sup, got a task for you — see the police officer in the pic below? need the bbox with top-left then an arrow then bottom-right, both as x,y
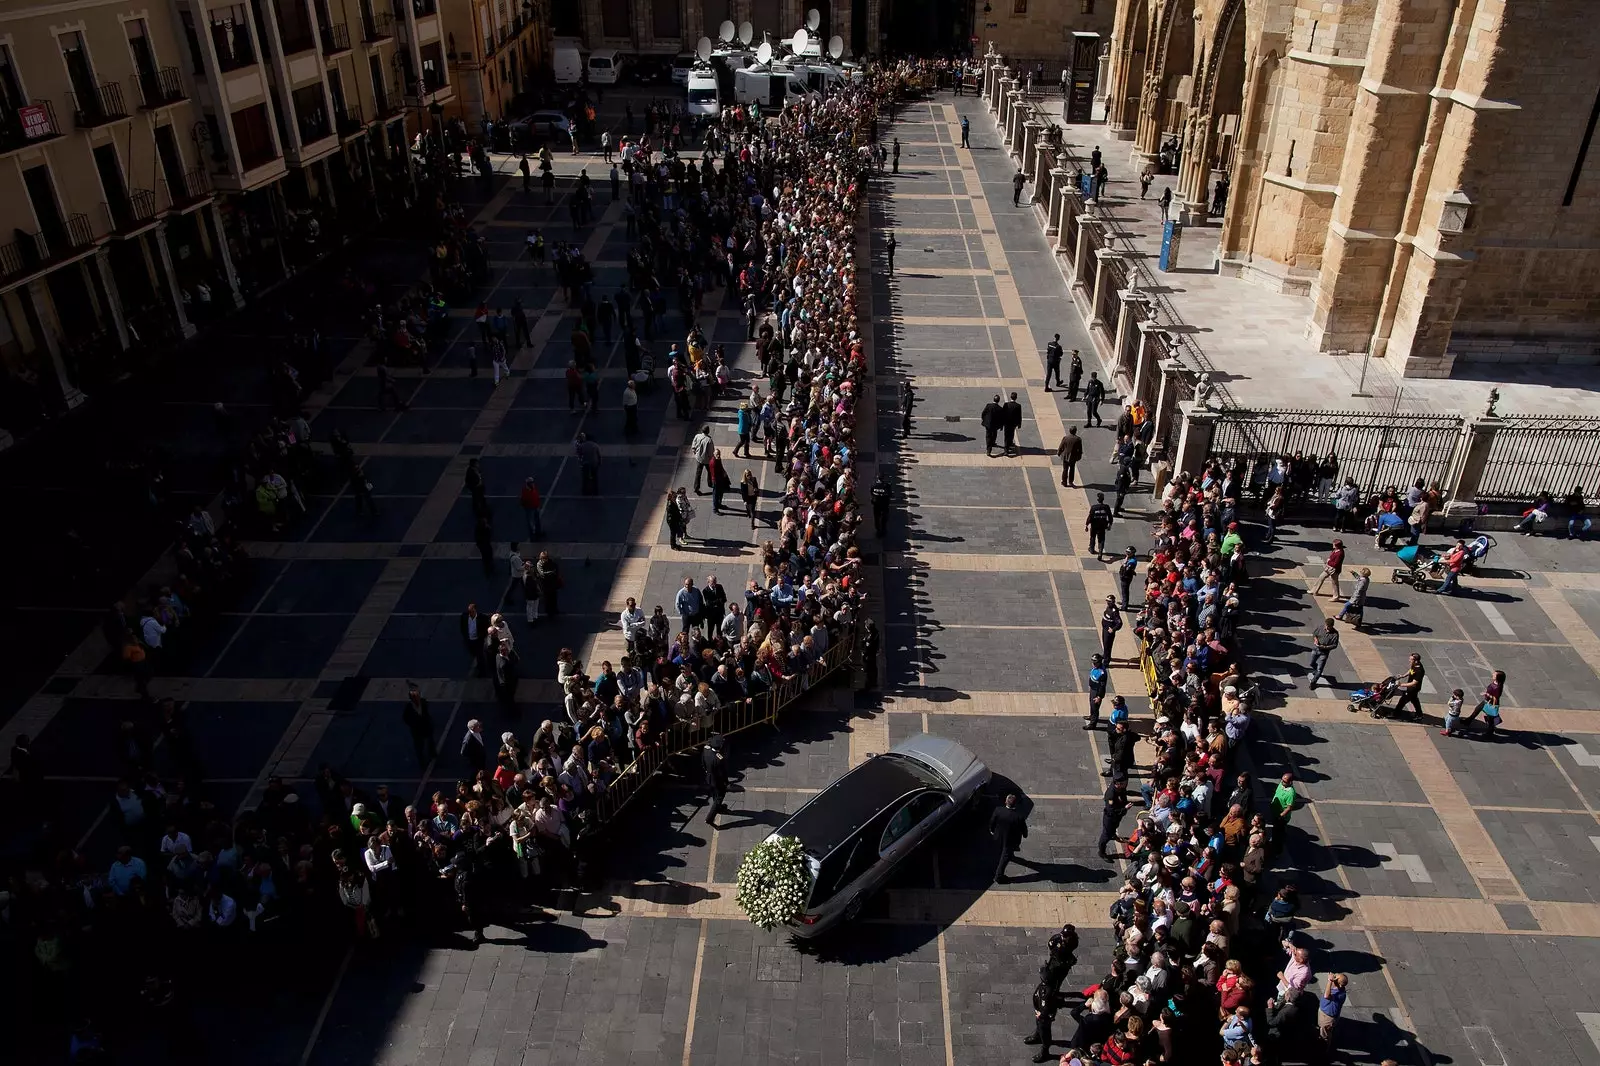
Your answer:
981,394 -> 1003,456
1086,492 -> 1114,557
1066,349 -> 1083,401
1001,392 -> 1023,456
861,618 -> 881,692
1098,780 -> 1128,860
1084,371 -> 1106,427
901,380 -> 915,437
1044,333 -> 1064,389
1084,653 -> 1107,730
892,137 -> 901,173
871,470 -> 892,538
1023,979 -> 1057,1062
885,231 -> 897,277
702,734 -> 730,825
1099,594 -> 1124,662
960,115 -> 970,148
1040,923 -> 1079,994
1118,546 -> 1140,610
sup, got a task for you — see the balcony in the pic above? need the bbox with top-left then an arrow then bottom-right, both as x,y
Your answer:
337,102 -> 365,137
279,27 -> 318,55
296,111 -> 332,146
211,25 -> 257,72
2,213 -> 98,282
67,82 -> 129,129
239,140 -> 281,171
362,12 -> 394,43
318,22 -> 351,54
135,66 -> 187,110
372,89 -> 403,119
0,99 -> 63,154
162,165 -> 214,211
104,188 -> 161,237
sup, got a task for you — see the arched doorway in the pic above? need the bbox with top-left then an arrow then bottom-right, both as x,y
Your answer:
1135,0 -> 1195,161
1179,0 -> 1246,220
1112,0 -> 1150,137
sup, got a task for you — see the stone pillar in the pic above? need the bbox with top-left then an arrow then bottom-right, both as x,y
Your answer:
1151,356 -> 1182,450
91,249 -> 131,351
206,203 -> 245,309
1173,400 -> 1217,478
153,222 -> 197,339
1442,414 -> 1503,516
996,76 -> 1012,121
1048,167 -> 1072,239
1177,110 -> 1214,225
1092,44 -> 1111,122
1072,216 -> 1104,286
1112,290 -> 1151,380
1089,248 -> 1121,330
25,278 -> 85,408
1132,322 -> 1166,407
1022,120 -> 1042,169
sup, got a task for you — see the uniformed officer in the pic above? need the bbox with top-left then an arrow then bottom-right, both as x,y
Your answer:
1066,349 -> 1084,401
1023,979 -> 1057,1062
1086,492 -> 1114,557
885,231 -> 897,277
860,618 -> 881,692
1098,780 -> 1128,860
1117,546 -> 1140,609
1044,333 -> 1065,389
1040,924 -> 1079,994
871,471 -> 892,538
1084,653 -> 1107,730
901,381 -> 915,437
702,734 -> 729,825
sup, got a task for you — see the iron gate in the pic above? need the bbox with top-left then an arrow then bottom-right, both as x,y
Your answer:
1478,415 -> 1600,503
1209,409 -> 1465,494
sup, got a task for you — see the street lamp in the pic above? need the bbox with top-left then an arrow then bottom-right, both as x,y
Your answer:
1438,189 -> 1472,236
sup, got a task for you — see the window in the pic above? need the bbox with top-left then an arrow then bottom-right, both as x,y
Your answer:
0,43 -> 25,111
59,30 -> 98,98
808,834 -> 878,906
601,0 -> 630,38
180,12 -> 205,76
210,5 -> 256,72
1081,0 -> 1095,12
879,792 -> 948,853
231,102 -> 277,169
1013,0 -> 1028,14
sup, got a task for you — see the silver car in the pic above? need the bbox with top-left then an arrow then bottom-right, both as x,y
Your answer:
772,734 -> 990,937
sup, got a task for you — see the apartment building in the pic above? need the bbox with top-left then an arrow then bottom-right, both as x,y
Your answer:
443,0 -> 547,127
0,0 -> 459,419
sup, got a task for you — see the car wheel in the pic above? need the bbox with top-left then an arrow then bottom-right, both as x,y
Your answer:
842,893 -> 865,922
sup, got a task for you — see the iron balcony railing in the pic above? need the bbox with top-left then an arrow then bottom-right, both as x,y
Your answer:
297,110 -> 332,145
0,230 -> 50,283
318,22 -> 351,53
0,99 -> 62,152
362,11 -> 394,42
104,188 -> 159,234
162,165 -> 214,209
337,102 -> 365,136
372,88 -> 402,118
68,81 -> 129,128
136,66 -> 187,109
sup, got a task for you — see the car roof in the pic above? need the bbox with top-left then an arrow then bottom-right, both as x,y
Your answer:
779,753 -> 944,858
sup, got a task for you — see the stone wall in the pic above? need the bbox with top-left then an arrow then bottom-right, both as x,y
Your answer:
977,0 -> 1116,71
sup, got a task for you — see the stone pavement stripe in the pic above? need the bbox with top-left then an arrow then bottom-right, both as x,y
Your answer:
935,931 -> 956,1066
1577,1014 -> 1600,1058
1531,586 -> 1600,668
401,454 -> 475,545
899,451 -> 1056,468
877,374 -> 1029,389
1386,723 -> 1525,899
679,918 -> 710,1066
1373,842 -> 1433,883
880,551 -> 1082,571
1294,566 -> 1389,681
1476,602 -> 1517,637
895,315 -> 1002,326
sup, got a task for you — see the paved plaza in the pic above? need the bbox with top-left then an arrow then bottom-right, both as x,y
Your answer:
6,92 -> 1600,1066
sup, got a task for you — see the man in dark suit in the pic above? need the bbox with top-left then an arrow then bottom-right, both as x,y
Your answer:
460,603 -> 487,673
1102,721 -> 1137,783
1098,780 -> 1128,860
981,394 -> 1003,456
403,683 -> 439,767
460,718 -> 488,773
988,793 -> 1028,883
1001,392 -> 1023,456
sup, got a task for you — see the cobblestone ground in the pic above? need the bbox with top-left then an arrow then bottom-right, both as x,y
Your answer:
6,93 -> 1600,1066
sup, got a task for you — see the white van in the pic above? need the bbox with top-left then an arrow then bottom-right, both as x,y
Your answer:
553,45 -> 583,85
686,67 -> 721,118
587,49 -> 622,85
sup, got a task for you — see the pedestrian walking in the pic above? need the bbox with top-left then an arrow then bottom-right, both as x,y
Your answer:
622,379 -> 639,435
1435,539 -> 1468,596
474,512 -> 495,575
901,380 -> 915,437
892,138 -> 900,173
981,394 -> 1003,456
691,424 -> 715,494
1308,617 -> 1340,687
519,477 -> 543,539
536,551 -> 560,618
1044,333 -> 1064,389
885,231 -> 897,277
1392,652 -> 1426,718
740,470 -> 760,530
574,432 -> 600,495
1159,186 -> 1173,222
1311,539 -> 1345,599
460,602 -> 487,672
1454,669 -> 1506,739
1268,773 -> 1298,854
861,618 -> 881,691
1012,169 -> 1027,207
702,735 -> 730,825
1024,979 -> 1057,1063
402,684 -> 439,767
465,458 -> 488,517
735,401 -> 753,457
460,719 -> 488,774
1337,567 -> 1370,627
1097,780 -> 1127,859
376,358 -> 408,411
1086,492 -> 1114,557
1083,372 -> 1106,427
666,489 -> 688,549
989,793 -> 1028,883
1099,595 -> 1124,662
1057,427 -> 1083,486
1001,392 -> 1023,455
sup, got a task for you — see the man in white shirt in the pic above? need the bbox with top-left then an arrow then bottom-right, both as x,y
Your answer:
619,597 -> 646,653
208,887 -> 238,928
160,825 -> 193,857
140,612 -> 167,649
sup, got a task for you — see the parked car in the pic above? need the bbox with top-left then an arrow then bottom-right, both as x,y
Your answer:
506,109 -> 571,147
630,56 -> 670,84
671,52 -> 696,86
773,734 -> 990,937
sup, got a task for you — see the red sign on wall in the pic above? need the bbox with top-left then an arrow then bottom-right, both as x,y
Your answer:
18,104 -> 52,139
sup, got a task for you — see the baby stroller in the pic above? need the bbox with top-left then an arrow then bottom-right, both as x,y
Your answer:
1463,534 -> 1495,573
1391,544 -> 1447,590
1348,676 -> 1399,718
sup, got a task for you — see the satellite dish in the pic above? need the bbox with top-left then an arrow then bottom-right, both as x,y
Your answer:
696,37 -> 712,61
828,35 -> 844,60
756,41 -> 773,65
807,7 -> 821,31
718,20 -> 735,43
793,28 -> 809,54
738,20 -> 753,46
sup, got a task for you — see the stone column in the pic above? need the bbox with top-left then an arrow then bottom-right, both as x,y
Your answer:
91,249 -> 131,351
1023,120 -> 1043,171
1173,400 -> 1217,478
1092,44 -> 1111,122
1132,321 -> 1166,406
1048,166 -> 1072,239
153,222 -> 197,339
1072,216 -> 1104,287
1151,356 -> 1182,450
205,203 -> 245,309
1442,413 -> 1503,517
25,278 -> 85,408
1176,110 -> 1214,224
1089,248 -> 1121,330
1111,290 -> 1150,380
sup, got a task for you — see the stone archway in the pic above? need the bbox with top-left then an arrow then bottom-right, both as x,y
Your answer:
1134,0 -> 1196,161
1108,0 -> 1151,140
1177,0 -> 1246,221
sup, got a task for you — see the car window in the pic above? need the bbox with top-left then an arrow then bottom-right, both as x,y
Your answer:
809,830 -> 880,905
879,791 -> 948,853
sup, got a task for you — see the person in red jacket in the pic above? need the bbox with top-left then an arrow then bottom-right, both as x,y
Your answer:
519,477 -> 543,539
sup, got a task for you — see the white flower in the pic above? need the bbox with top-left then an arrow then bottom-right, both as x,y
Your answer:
735,835 -> 814,930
